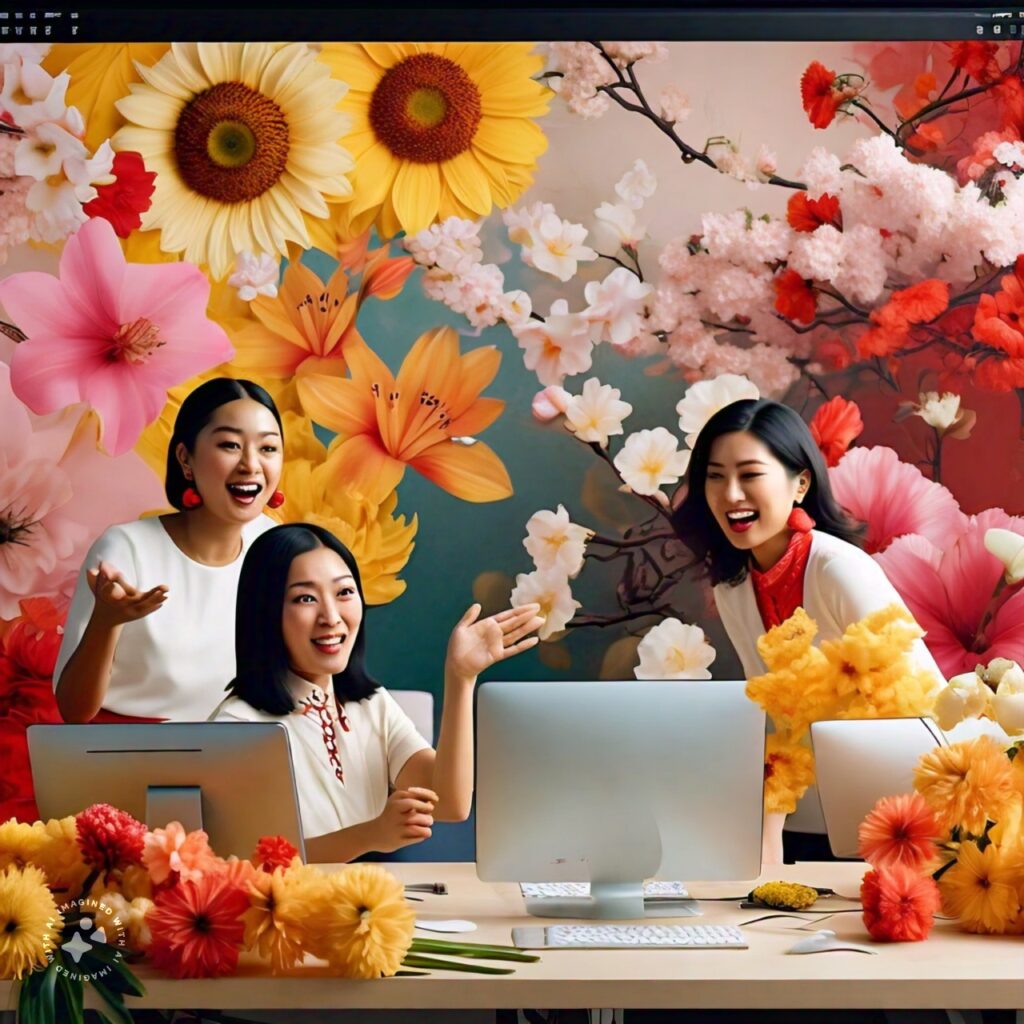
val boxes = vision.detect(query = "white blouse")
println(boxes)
[212,672,431,839]
[53,515,275,721]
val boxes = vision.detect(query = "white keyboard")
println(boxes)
[516,923,748,949]
[520,881,689,899]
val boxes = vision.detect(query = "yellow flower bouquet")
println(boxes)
[746,604,939,814]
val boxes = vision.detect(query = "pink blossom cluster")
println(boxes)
[0,133,32,263]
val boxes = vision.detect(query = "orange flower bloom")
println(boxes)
[861,864,941,942]
[889,280,950,324]
[774,270,817,324]
[939,840,1023,934]
[297,327,512,504]
[858,792,942,872]
[914,735,1016,836]
[801,61,842,129]
[787,192,842,233]
[809,395,863,468]
[973,257,1024,358]
[143,822,220,886]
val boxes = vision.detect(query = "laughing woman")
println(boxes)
[212,523,544,862]
[53,378,284,724]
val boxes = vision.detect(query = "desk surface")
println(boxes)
[2,862,1022,1011]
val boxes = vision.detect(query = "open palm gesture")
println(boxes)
[445,602,543,683]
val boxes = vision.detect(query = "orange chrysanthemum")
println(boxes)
[939,840,1023,934]
[143,822,220,886]
[147,873,250,978]
[809,395,863,468]
[914,736,1016,836]
[297,327,511,504]
[787,192,842,233]
[861,864,941,942]
[253,836,300,874]
[774,269,817,325]
[858,792,942,872]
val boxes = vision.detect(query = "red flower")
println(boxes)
[861,865,941,942]
[889,279,950,324]
[974,355,1024,392]
[858,792,942,873]
[801,61,842,129]
[809,396,863,468]
[75,803,147,875]
[816,337,853,371]
[253,835,299,873]
[0,727,39,823]
[83,151,156,238]
[994,75,1024,133]
[973,256,1024,356]
[147,873,250,978]
[774,269,817,324]
[946,41,1002,84]
[787,192,843,233]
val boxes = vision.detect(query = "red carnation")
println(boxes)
[787,192,843,233]
[801,61,842,129]
[774,269,817,324]
[75,803,147,876]
[253,835,300,873]
[861,865,941,942]
[809,396,863,468]
[83,151,156,238]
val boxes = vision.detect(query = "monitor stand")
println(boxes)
[146,785,203,833]
[524,882,700,920]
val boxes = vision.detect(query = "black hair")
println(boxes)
[671,398,864,587]
[227,523,379,713]
[165,377,283,510]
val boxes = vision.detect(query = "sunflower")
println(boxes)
[305,864,415,978]
[318,43,550,238]
[113,43,353,278]
[0,865,61,981]
[939,840,1023,934]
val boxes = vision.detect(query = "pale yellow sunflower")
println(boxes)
[113,43,353,278]
[318,43,550,238]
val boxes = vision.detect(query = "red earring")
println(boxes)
[267,490,286,509]
[182,486,203,510]
[787,505,815,533]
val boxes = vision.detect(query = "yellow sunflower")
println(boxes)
[318,43,550,238]
[113,43,353,278]
[0,865,61,981]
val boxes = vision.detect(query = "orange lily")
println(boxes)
[230,253,414,381]
[296,327,512,504]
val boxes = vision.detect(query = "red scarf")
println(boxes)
[750,508,815,631]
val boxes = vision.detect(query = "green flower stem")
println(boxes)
[400,954,516,975]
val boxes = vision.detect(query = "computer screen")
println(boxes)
[1,8,1019,865]
[475,680,766,918]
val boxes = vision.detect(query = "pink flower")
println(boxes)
[876,510,1024,677]
[143,822,221,886]
[0,217,233,455]
[0,364,164,617]
[829,446,967,555]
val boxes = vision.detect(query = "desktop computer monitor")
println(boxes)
[28,723,306,862]
[810,717,947,859]
[475,680,765,919]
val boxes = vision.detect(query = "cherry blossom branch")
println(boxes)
[589,530,676,548]
[588,441,677,526]
[568,605,673,629]
[894,81,993,144]
[849,100,899,140]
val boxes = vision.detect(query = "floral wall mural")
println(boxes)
[2,39,1023,822]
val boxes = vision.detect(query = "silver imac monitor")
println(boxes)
[28,723,305,861]
[476,680,765,919]
[810,717,947,859]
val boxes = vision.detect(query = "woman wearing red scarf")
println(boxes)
[672,398,944,864]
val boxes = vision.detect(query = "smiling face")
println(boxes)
[177,398,283,524]
[281,545,363,688]
[704,430,810,569]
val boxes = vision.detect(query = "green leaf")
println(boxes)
[16,969,41,1024]
[106,958,147,998]
[35,961,58,1024]
[89,975,134,1024]
[400,954,516,975]
[54,969,86,1024]
[409,937,539,961]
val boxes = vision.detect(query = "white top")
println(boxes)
[211,673,431,839]
[713,529,946,832]
[53,515,275,721]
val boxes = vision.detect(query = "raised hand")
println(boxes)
[87,560,168,628]
[445,602,544,683]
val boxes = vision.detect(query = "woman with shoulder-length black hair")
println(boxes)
[672,398,945,863]
[212,523,543,863]
[54,377,285,725]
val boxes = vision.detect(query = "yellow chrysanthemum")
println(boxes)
[318,43,550,237]
[113,43,353,277]
[747,646,834,740]
[914,736,1016,836]
[0,820,46,872]
[244,863,327,974]
[939,840,1023,934]
[270,430,417,605]
[31,817,89,895]
[763,734,816,816]
[304,864,415,978]
[756,606,818,672]
[0,865,61,981]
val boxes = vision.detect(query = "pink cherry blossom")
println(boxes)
[0,217,233,455]
[0,363,165,617]
[876,510,1024,677]
[511,299,595,386]
[829,446,967,555]
[583,267,653,346]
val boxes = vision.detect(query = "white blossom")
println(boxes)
[583,266,653,346]
[228,251,280,302]
[564,377,633,447]
[675,374,760,448]
[524,504,592,577]
[511,299,595,386]
[510,568,581,639]
[635,619,716,679]
[615,158,657,209]
[613,427,691,496]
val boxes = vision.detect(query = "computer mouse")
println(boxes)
[414,918,477,933]
[786,930,836,954]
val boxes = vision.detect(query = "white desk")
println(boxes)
[1,862,1021,1012]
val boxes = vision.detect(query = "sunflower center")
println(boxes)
[110,318,164,365]
[175,81,290,203]
[369,53,482,163]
